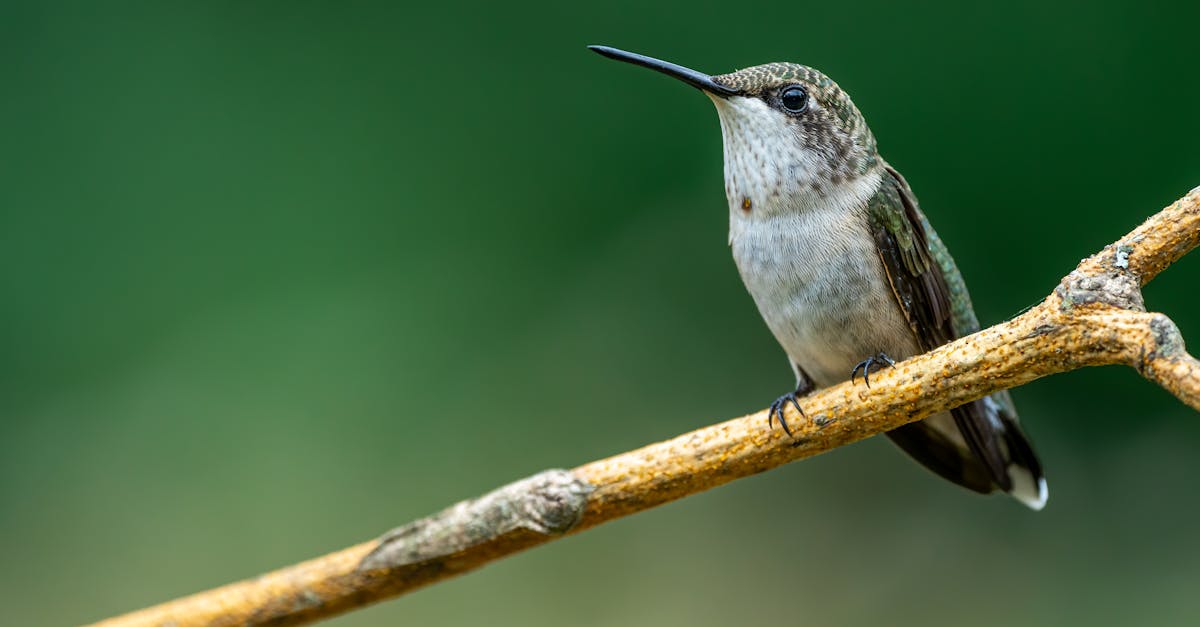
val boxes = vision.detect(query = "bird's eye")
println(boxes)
[780,85,808,113]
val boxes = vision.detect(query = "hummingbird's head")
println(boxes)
[591,46,881,218]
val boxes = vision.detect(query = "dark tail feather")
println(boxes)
[988,392,1047,509]
[886,421,995,495]
[885,391,1047,510]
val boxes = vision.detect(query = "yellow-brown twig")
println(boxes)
[91,188,1200,627]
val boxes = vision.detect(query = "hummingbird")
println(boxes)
[590,45,1047,509]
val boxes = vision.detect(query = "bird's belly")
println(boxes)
[731,211,919,387]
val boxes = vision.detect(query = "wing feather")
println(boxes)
[868,165,1011,491]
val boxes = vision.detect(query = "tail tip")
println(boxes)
[1013,477,1049,511]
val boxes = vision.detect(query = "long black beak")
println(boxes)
[588,45,739,97]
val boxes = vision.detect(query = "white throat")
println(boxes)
[709,95,881,241]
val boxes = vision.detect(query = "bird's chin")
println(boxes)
[705,92,748,109]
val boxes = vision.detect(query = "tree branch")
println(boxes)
[91,188,1200,627]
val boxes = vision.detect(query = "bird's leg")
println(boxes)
[850,352,896,388]
[768,377,816,437]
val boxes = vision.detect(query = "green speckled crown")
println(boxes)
[714,63,878,169]
[713,62,829,93]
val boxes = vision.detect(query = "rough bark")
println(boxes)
[91,187,1200,627]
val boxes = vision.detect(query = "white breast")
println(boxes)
[728,177,918,387]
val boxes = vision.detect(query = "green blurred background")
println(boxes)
[4,2,1200,625]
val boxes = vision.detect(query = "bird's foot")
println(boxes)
[850,352,896,388]
[768,388,809,437]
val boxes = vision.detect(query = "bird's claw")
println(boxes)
[850,352,896,388]
[768,390,806,436]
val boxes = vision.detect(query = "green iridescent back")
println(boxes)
[916,212,982,336]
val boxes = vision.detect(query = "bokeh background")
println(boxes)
[4,2,1200,625]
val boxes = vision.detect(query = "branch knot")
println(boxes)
[1057,269,1144,312]
[1150,314,1186,359]
[358,470,593,572]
